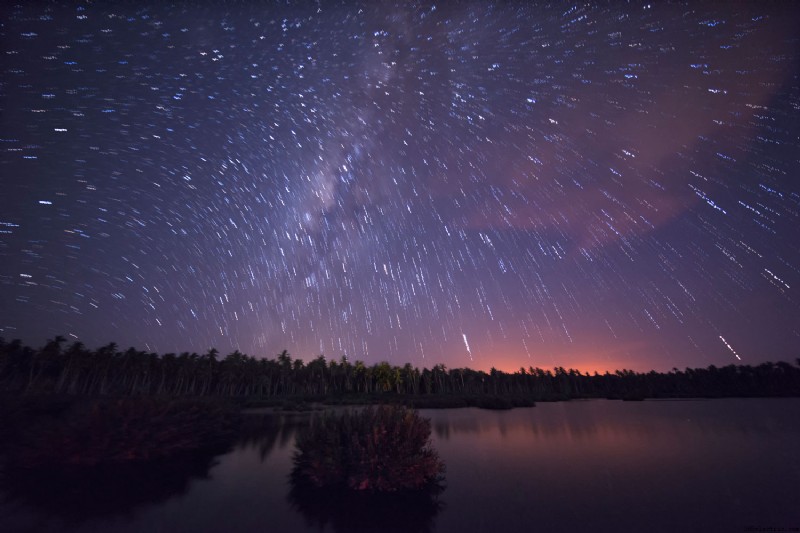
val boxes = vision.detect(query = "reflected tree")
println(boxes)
[1,452,221,526]
[288,484,443,533]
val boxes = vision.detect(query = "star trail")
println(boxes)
[1,2,799,372]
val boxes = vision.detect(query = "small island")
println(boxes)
[292,405,445,492]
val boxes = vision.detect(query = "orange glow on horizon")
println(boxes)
[432,338,677,375]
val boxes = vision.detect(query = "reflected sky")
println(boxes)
[426,400,800,533]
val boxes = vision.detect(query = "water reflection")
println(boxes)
[1,401,798,532]
[0,410,298,528]
[430,399,795,442]
[424,400,800,533]
[237,411,308,462]
[1,452,221,526]
[288,483,444,533]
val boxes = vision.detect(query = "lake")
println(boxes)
[3,399,799,532]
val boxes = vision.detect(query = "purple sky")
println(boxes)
[2,2,799,372]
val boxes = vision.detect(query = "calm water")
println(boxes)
[3,399,799,533]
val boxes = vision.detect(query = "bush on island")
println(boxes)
[292,405,445,492]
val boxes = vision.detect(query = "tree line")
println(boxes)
[1,336,799,401]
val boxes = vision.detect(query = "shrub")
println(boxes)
[292,405,445,492]
[12,397,240,467]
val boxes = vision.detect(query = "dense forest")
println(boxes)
[2,336,799,403]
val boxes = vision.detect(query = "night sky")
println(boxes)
[2,2,799,372]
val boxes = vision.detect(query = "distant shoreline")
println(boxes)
[2,337,799,408]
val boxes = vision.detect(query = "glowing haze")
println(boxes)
[1,2,799,372]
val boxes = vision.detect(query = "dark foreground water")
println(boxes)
[2,399,799,533]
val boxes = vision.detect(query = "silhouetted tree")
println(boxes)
[1,337,799,401]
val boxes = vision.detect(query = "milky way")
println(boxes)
[2,2,799,371]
